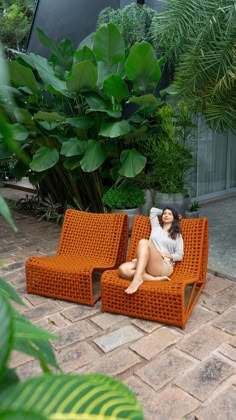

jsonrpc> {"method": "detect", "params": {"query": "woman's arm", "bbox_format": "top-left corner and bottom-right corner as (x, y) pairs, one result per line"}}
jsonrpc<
(171, 236), (184, 262)
(149, 207), (163, 229)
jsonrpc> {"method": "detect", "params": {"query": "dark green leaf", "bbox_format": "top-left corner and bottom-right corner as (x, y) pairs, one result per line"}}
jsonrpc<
(93, 22), (125, 66)
(119, 148), (147, 177)
(61, 138), (86, 157)
(103, 75), (129, 102)
(0, 112), (30, 165)
(65, 116), (94, 129)
(80, 140), (106, 172)
(8, 61), (39, 95)
(0, 368), (19, 394)
(12, 124), (29, 141)
(37, 28), (73, 71)
(0, 196), (17, 232)
(66, 61), (97, 91)
(74, 46), (96, 66)
(84, 92), (121, 118)
(0, 278), (24, 306)
(125, 42), (161, 92)
(99, 120), (131, 138)
(0, 411), (47, 419)
(0, 294), (13, 378)
(33, 111), (64, 122)
(63, 156), (81, 170)
(30, 148), (59, 172)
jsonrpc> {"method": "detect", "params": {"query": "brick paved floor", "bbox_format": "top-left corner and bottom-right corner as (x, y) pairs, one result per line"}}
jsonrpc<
(1, 203), (236, 419)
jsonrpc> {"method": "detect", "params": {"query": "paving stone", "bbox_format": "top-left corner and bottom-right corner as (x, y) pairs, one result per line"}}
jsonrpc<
(176, 325), (230, 360)
(131, 318), (162, 333)
(24, 293), (49, 306)
(9, 350), (34, 368)
(213, 307), (236, 335)
(24, 300), (62, 321)
(56, 342), (100, 373)
(91, 312), (128, 329)
(175, 355), (235, 402)
(199, 285), (236, 314)
(61, 305), (101, 322)
(34, 318), (61, 332)
(94, 325), (143, 353)
(76, 348), (141, 376)
(136, 349), (195, 391)
(130, 327), (182, 360)
(15, 360), (42, 381)
(205, 274), (234, 295)
(144, 386), (199, 420)
(52, 320), (97, 350)
(123, 375), (156, 410)
(193, 384), (236, 420)
(217, 343), (236, 362)
(177, 306), (216, 334)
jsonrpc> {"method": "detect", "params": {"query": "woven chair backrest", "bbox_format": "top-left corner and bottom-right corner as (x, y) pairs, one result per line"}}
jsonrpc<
(57, 209), (128, 265)
(128, 215), (208, 283)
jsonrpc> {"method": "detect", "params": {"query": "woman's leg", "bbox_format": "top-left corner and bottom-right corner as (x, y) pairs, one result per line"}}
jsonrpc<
(125, 239), (164, 294)
(118, 261), (136, 279)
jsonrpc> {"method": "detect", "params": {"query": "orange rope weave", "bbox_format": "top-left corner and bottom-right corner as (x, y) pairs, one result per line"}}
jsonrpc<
(26, 210), (128, 305)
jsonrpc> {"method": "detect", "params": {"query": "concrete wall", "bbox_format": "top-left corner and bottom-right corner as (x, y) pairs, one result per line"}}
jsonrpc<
(27, 0), (121, 55)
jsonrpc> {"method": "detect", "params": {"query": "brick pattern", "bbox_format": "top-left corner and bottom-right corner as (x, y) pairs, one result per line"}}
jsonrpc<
(1, 207), (236, 419)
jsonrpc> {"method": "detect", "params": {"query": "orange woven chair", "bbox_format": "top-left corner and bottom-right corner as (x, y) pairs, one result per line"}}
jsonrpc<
(26, 209), (128, 305)
(101, 215), (208, 328)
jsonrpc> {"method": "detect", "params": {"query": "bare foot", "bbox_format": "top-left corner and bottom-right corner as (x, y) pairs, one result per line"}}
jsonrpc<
(152, 275), (171, 281)
(125, 279), (143, 294)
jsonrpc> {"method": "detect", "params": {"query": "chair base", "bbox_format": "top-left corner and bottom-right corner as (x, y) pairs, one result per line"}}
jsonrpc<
(101, 270), (205, 329)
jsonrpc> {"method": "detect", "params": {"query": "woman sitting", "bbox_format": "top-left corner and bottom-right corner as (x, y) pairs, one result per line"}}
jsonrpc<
(118, 207), (184, 294)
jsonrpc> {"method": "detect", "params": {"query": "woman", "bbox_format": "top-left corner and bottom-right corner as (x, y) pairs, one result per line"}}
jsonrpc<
(118, 207), (184, 294)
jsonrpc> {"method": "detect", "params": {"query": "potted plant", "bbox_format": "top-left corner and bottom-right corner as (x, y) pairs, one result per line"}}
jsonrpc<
(103, 184), (145, 231)
(152, 102), (195, 216)
(185, 201), (200, 218)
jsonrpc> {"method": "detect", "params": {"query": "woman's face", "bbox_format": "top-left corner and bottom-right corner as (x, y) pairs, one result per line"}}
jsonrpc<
(162, 209), (174, 223)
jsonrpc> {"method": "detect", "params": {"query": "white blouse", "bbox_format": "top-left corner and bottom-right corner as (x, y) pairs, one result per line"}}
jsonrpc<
(149, 207), (184, 262)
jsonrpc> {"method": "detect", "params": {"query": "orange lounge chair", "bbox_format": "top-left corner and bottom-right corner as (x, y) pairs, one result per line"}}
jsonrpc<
(26, 209), (128, 305)
(101, 215), (208, 328)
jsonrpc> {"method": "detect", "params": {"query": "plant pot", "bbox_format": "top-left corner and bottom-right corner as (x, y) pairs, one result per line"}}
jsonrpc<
(111, 207), (141, 233)
(185, 210), (200, 219)
(153, 192), (190, 217)
(141, 189), (154, 216)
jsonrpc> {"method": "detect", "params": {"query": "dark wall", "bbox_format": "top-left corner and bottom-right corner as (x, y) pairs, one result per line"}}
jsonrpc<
(27, 0), (123, 55)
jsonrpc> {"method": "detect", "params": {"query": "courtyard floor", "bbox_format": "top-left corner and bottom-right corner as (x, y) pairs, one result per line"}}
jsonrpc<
(0, 187), (236, 419)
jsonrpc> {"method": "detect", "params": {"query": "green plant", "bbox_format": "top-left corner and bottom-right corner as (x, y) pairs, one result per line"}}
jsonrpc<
(188, 201), (200, 212)
(151, 0), (236, 132)
(0, 277), (144, 419)
(97, 3), (158, 49)
(152, 103), (195, 194)
(0, 23), (163, 212)
(103, 184), (145, 209)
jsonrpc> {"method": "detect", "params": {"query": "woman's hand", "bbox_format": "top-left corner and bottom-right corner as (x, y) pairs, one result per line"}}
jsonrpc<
(162, 253), (173, 261)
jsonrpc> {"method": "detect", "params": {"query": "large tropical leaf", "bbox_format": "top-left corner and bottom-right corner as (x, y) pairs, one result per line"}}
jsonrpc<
(30, 147), (59, 172)
(50, 39), (74, 71)
(33, 111), (64, 122)
(60, 138), (86, 157)
(0, 196), (17, 232)
(125, 42), (161, 92)
(36, 28), (72, 70)
(84, 92), (121, 118)
(11, 124), (29, 141)
(65, 116), (94, 129)
(18, 53), (67, 94)
(119, 149), (147, 177)
(0, 112), (30, 165)
(0, 374), (144, 419)
(8, 61), (39, 95)
(99, 120), (131, 138)
(103, 75), (129, 102)
(80, 140), (106, 172)
(74, 46), (96, 66)
(66, 61), (97, 91)
(93, 22), (125, 66)
(0, 293), (14, 378)
(0, 278), (24, 306)
(0, 412), (46, 420)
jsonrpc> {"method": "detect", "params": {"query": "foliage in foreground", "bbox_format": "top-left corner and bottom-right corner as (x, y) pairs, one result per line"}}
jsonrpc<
(0, 278), (144, 419)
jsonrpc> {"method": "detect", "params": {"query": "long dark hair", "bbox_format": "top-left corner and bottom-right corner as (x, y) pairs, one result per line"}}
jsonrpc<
(160, 207), (182, 240)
